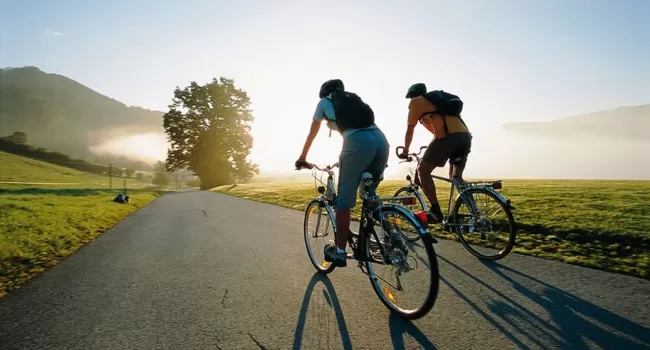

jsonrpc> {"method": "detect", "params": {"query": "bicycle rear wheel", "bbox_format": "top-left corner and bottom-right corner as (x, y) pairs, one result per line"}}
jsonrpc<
(364, 206), (440, 320)
(452, 187), (517, 260)
(303, 199), (336, 274)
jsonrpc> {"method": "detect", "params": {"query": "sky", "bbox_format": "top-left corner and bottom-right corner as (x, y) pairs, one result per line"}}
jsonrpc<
(1, 0), (649, 179)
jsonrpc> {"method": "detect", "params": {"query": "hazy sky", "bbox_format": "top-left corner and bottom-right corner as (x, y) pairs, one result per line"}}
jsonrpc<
(2, 0), (649, 179)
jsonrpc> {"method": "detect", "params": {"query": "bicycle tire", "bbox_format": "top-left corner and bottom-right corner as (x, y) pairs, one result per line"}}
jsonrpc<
(303, 199), (337, 274)
(452, 187), (517, 261)
(392, 186), (427, 242)
(364, 205), (440, 320)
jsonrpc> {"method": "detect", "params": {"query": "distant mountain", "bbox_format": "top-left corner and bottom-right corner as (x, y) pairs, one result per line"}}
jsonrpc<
(502, 104), (650, 140)
(0, 66), (165, 168)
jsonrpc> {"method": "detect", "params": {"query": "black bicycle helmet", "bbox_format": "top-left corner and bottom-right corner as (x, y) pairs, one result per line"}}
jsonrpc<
(319, 79), (344, 98)
(405, 83), (427, 98)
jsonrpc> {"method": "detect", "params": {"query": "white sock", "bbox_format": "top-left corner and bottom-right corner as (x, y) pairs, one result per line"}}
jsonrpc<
(336, 247), (346, 254)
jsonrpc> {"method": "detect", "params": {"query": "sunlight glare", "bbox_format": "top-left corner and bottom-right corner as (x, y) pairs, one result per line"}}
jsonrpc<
(91, 133), (168, 162)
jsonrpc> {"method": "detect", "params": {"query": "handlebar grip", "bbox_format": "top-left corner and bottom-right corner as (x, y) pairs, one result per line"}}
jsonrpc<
(395, 146), (405, 158)
(295, 160), (313, 170)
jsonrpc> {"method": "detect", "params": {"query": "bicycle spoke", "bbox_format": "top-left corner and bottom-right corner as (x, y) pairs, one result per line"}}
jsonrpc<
(453, 187), (516, 260)
(365, 207), (439, 319)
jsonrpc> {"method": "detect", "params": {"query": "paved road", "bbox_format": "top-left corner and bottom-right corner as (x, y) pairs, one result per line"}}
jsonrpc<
(1, 192), (649, 350)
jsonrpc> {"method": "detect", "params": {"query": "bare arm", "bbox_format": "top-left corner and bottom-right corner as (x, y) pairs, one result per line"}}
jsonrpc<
(299, 119), (321, 159)
(403, 98), (420, 153)
(404, 124), (416, 152)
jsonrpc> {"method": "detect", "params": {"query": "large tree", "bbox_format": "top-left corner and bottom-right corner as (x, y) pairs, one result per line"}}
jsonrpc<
(162, 77), (259, 189)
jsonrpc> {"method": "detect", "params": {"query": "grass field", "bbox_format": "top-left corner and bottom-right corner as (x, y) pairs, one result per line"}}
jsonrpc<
(0, 151), (166, 298)
(213, 179), (650, 279)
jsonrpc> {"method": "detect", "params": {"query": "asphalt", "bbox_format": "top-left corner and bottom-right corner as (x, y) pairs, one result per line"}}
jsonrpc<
(0, 191), (648, 350)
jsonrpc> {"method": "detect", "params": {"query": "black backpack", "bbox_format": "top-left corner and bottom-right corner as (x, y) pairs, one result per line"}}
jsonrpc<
(420, 90), (466, 134)
(325, 90), (375, 132)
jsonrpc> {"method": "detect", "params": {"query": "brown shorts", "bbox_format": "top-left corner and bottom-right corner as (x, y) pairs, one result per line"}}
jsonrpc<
(422, 132), (472, 168)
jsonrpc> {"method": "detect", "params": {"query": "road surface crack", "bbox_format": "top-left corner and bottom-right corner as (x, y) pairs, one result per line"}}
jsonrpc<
(221, 289), (229, 307)
(247, 333), (268, 350)
(212, 333), (223, 350)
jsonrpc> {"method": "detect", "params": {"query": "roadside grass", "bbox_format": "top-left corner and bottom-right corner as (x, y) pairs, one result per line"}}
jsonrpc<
(0, 151), (172, 298)
(0, 188), (165, 298)
(213, 179), (650, 279)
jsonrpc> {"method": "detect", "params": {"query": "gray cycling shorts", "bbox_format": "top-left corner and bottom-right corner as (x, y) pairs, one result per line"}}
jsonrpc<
(336, 128), (390, 210)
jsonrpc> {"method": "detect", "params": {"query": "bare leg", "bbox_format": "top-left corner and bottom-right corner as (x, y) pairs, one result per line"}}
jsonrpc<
(418, 160), (438, 206)
(334, 208), (350, 251)
(414, 170), (422, 187)
(454, 165), (466, 185)
(419, 160), (444, 222)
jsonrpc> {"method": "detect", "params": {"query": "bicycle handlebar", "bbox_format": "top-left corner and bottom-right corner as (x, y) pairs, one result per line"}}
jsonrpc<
(395, 145), (428, 162)
(296, 161), (339, 173)
(311, 162), (339, 172)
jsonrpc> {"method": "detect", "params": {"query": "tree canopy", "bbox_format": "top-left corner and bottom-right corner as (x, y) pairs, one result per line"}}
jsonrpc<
(162, 77), (259, 189)
(2, 132), (27, 145)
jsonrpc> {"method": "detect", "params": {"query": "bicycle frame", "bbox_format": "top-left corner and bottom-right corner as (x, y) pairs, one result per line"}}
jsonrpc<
(395, 146), (513, 229)
(305, 162), (435, 263)
(309, 163), (338, 206)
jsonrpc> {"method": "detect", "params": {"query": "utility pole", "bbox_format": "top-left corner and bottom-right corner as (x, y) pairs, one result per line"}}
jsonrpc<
(109, 163), (112, 190)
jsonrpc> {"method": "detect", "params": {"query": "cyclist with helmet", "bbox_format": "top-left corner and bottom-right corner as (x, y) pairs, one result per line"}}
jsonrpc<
(295, 78), (389, 268)
(398, 82), (472, 224)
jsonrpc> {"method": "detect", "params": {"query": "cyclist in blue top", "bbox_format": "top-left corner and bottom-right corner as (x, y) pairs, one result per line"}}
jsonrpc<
(296, 79), (390, 268)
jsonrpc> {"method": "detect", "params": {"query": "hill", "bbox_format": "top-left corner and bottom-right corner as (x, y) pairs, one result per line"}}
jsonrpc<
(0, 66), (164, 169)
(0, 150), (156, 190)
(0, 151), (107, 186)
(502, 104), (650, 140)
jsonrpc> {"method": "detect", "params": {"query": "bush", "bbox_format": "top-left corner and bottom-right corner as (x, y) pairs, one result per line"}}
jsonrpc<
(152, 173), (169, 186)
(185, 178), (201, 187)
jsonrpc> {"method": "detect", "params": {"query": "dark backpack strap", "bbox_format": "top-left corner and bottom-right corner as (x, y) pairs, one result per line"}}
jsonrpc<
(322, 96), (336, 137)
(420, 112), (467, 136)
(419, 111), (450, 135)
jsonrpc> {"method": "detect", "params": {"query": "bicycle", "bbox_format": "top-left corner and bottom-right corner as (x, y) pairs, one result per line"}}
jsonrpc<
(298, 161), (440, 320)
(391, 145), (429, 242)
(395, 146), (518, 261)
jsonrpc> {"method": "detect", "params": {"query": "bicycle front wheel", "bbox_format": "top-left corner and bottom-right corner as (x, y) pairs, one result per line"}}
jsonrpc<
(392, 186), (427, 242)
(365, 206), (440, 320)
(451, 187), (517, 260)
(303, 199), (336, 274)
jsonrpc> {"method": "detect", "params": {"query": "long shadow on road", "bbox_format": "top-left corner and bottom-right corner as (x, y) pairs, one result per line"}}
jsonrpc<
(293, 272), (437, 349)
(438, 254), (650, 350)
(388, 312), (438, 350)
(292, 272), (353, 350)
